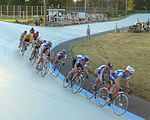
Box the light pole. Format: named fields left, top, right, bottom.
left=84, top=0, right=87, bottom=13
left=43, top=0, right=47, bottom=25
left=125, top=0, right=127, bottom=16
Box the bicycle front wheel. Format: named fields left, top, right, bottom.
left=96, top=87, right=109, bottom=107
left=112, top=93, right=129, bottom=116
left=72, top=76, right=83, bottom=94
left=41, top=65, right=49, bottom=77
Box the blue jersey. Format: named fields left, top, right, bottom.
left=110, top=70, right=128, bottom=84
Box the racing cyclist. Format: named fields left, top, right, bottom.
left=21, top=32, right=33, bottom=52
left=94, top=62, right=113, bottom=91
left=66, top=55, right=89, bottom=82
left=109, top=66, right=135, bottom=99
left=36, top=41, right=52, bottom=69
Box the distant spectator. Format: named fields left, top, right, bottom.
left=87, top=24, right=90, bottom=39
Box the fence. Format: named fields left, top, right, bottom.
left=0, top=4, right=119, bottom=20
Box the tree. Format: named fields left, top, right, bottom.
left=128, top=0, right=134, bottom=11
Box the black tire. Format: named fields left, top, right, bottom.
left=96, top=87, right=109, bottom=107
left=72, top=76, right=83, bottom=94
left=112, top=93, right=129, bottom=116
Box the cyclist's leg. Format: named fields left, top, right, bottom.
left=29, top=48, right=35, bottom=60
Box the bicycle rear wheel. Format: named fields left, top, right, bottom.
left=96, top=87, right=109, bottom=107
left=112, top=93, right=129, bottom=116
left=72, top=76, right=83, bottom=94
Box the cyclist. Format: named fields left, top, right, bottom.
left=109, top=66, right=135, bottom=99
left=30, top=27, right=35, bottom=34
left=66, top=55, right=89, bottom=81
left=94, top=62, right=113, bottom=90
left=36, top=41, right=52, bottom=69
left=53, top=49, right=67, bottom=65
left=21, top=32, right=33, bottom=52
left=33, top=31, right=39, bottom=41
left=18, top=30, right=27, bottom=48
left=29, top=39, right=42, bottom=61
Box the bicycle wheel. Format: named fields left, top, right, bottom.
left=21, top=47, right=25, bottom=56
left=63, top=77, right=71, bottom=88
left=85, top=84, right=95, bottom=99
left=112, top=93, right=129, bottom=116
left=31, top=57, right=37, bottom=65
left=96, top=87, right=109, bottom=107
left=41, top=65, right=49, bottom=77
left=72, top=76, right=83, bottom=94
left=78, top=78, right=85, bottom=93
left=36, top=64, right=42, bottom=73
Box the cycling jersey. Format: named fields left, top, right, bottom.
left=24, top=34, right=32, bottom=42
left=72, top=55, right=83, bottom=68
left=95, top=65, right=110, bottom=84
left=56, top=52, right=67, bottom=60
left=20, top=33, right=26, bottom=41
left=95, top=65, right=106, bottom=76
left=110, top=70, right=130, bottom=84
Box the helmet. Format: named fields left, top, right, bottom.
left=62, top=49, right=66, bottom=54
left=43, top=40, right=47, bottom=43
left=47, top=41, right=52, bottom=46
left=107, top=62, right=113, bottom=68
left=24, top=31, right=27, bottom=34
left=126, top=66, right=135, bottom=74
left=83, top=55, right=89, bottom=62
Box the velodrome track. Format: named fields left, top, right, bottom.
left=0, top=14, right=149, bottom=120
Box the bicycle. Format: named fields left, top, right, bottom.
left=63, top=67, right=84, bottom=94
left=20, top=41, right=30, bottom=56
left=85, top=81, right=110, bottom=100
left=96, top=86, right=129, bottom=116
left=29, top=48, right=39, bottom=65
left=36, top=56, right=50, bottom=77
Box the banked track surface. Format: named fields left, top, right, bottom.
left=0, top=14, right=149, bottom=120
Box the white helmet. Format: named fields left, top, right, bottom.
left=126, top=66, right=135, bottom=74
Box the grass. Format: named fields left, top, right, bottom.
left=0, top=18, right=45, bottom=26
left=71, top=32, right=150, bottom=101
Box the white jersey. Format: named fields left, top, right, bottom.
left=95, top=65, right=106, bottom=83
